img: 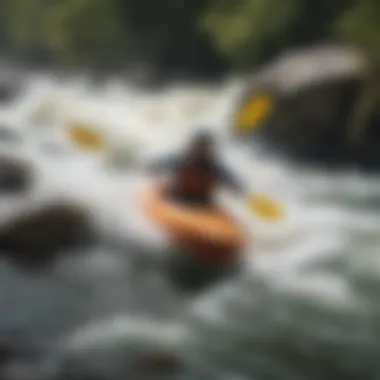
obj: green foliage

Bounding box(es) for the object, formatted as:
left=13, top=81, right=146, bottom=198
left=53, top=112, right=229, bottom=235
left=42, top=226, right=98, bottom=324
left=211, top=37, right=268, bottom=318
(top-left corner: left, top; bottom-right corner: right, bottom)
left=337, top=0, right=380, bottom=59
left=45, top=0, right=127, bottom=64
left=0, top=0, right=10, bottom=50
left=1, top=0, right=380, bottom=72
left=7, top=0, right=49, bottom=49
left=200, top=0, right=301, bottom=67
left=199, top=0, right=355, bottom=68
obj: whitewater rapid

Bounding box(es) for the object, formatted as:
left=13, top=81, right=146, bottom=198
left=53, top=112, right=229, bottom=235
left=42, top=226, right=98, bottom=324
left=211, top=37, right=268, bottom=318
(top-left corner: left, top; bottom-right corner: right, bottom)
left=0, top=74, right=379, bottom=379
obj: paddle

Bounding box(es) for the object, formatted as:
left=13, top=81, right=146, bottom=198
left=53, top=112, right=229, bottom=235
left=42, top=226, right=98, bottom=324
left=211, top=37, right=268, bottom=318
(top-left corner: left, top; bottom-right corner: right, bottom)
left=67, top=123, right=108, bottom=152
left=246, top=194, right=285, bottom=222
left=231, top=91, right=285, bottom=222
left=234, top=93, right=273, bottom=134
left=66, top=123, right=285, bottom=222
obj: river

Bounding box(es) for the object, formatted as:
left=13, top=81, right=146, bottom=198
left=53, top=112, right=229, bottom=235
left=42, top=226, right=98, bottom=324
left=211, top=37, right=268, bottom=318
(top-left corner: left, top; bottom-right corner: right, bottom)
left=0, top=74, right=378, bottom=380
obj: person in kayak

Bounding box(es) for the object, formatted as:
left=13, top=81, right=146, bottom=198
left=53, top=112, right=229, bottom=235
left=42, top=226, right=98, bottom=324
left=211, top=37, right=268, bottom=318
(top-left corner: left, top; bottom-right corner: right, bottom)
left=146, top=130, right=245, bottom=295
left=149, top=130, right=244, bottom=206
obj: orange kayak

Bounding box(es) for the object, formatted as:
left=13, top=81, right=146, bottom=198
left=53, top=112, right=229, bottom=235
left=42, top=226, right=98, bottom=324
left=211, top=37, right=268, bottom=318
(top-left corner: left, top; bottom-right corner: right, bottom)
left=139, top=184, right=246, bottom=264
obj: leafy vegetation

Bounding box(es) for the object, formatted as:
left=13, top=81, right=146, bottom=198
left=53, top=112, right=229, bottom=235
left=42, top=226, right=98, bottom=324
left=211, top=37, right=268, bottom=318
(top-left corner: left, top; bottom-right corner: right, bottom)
left=0, top=0, right=379, bottom=74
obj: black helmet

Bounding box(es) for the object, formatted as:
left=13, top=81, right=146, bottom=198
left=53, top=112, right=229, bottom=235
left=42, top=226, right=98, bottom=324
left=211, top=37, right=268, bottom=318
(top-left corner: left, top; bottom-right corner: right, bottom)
left=192, top=129, right=214, bottom=146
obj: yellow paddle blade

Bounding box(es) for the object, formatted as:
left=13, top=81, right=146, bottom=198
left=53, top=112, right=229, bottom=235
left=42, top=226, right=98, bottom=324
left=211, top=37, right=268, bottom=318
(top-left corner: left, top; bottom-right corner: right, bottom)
left=68, top=123, right=108, bottom=152
left=235, top=93, right=273, bottom=134
left=247, top=195, right=285, bottom=222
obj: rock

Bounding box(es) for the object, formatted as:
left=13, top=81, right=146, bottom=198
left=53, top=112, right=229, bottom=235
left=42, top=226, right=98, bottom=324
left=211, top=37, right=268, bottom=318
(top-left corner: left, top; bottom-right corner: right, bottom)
left=0, top=156, right=33, bottom=194
left=232, top=44, right=380, bottom=170
left=0, top=204, right=95, bottom=269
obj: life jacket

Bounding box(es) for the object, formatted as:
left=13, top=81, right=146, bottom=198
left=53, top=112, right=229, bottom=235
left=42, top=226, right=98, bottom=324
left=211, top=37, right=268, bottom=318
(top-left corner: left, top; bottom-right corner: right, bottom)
left=172, top=158, right=218, bottom=200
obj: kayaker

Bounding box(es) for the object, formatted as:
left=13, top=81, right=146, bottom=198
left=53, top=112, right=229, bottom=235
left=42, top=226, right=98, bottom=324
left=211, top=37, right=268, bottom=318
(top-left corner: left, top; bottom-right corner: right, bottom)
left=149, top=130, right=244, bottom=206
left=145, top=130, right=245, bottom=295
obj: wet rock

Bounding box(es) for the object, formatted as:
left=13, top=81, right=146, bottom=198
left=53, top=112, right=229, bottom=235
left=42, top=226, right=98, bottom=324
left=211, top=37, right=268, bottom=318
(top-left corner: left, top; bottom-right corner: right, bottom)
left=0, top=156, right=33, bottom=194
left=233, top=45, right=380, bottom=170
left=0, top=204, right=95, bottom=269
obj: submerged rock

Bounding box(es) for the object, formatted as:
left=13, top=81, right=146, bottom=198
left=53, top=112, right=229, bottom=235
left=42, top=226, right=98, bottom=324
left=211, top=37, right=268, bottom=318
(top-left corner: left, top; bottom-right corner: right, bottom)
left=0, top=156, right=33, bottom=194
left=0, top=204, right=95, bottom=269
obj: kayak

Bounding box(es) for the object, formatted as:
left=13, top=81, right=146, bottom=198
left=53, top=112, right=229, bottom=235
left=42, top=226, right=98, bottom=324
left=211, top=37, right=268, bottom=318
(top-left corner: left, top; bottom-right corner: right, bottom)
left=139, top=183, right=246, bottom=264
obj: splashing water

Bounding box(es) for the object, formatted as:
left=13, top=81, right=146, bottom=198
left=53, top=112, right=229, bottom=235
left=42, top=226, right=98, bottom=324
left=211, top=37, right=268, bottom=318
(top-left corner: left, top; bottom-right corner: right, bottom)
left=0, top=73, right=378, bottom=380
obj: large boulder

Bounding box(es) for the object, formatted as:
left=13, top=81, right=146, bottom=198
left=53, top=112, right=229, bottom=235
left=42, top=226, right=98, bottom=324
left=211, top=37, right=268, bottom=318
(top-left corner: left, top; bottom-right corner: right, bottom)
left=0, top=203, right=95, bottom=269
left=231, top=44, right=380, bottom=169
